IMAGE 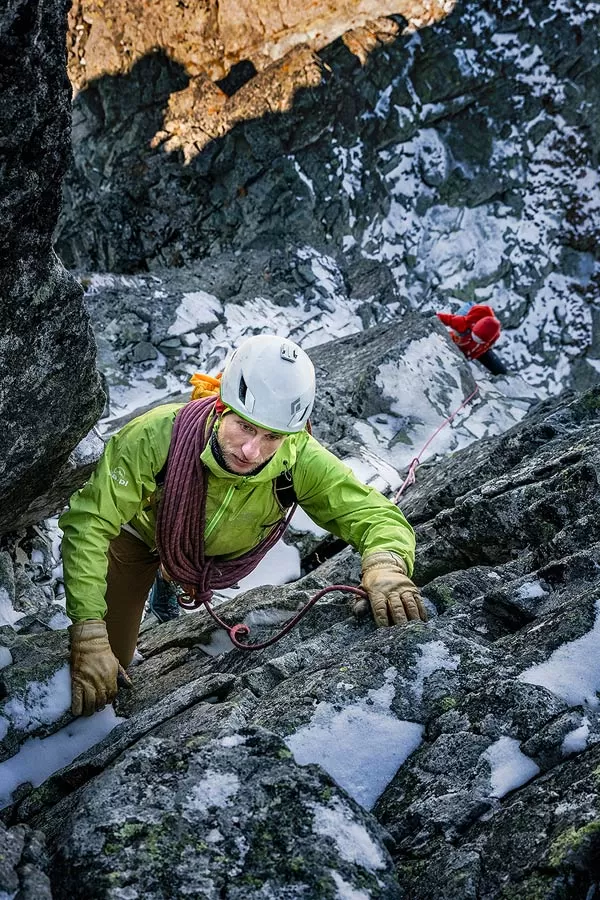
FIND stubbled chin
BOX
[223,453,260,474]
[232,461,253,473]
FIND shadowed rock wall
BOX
[0,0,105,534]
[56,0,600,396]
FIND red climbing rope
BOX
[195,584,368,651]
[394,385,480,502]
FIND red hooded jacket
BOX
[436,305,501,360]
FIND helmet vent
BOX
[239,376,248,406]
[220,334,314,431]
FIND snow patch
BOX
[518,599,600,707]
[310,798,386,870]
[0,705,124,809]
[285,668,423,809]
[220,734,247,748]
[2,666,72,732]
[0,587,25,628]
[330,870,372,900]
[483,736,540,798]
[516,581,547,600]
[167,291,222,337]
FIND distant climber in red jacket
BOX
[437,304,502,361]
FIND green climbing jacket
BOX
[59,403,416,621]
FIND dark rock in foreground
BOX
[51,727,401,900]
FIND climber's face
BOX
[216,414,285,474]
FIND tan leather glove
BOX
[69,619,120,717]
[360,551,427,627]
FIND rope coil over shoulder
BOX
[155,396,295,606]
[154,396,366,649]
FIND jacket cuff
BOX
[361,551,407,575]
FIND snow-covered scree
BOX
[0,517,67,630]
[86,261,539,478]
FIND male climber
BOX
[60,334,425,716]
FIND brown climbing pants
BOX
[104,529,160,668]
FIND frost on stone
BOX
[181,770,240,818]
[309,797,386,870]
[412,640,460,702]
[2,666,71,732]
[69,428,105,468]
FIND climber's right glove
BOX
[360,551,427,627]
[69,619,120,717]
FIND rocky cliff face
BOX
[0,0,105,535]
[67,0,454,90]
[2,371,600,899]
[56,0,600,397]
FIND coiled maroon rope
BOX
[155,398,367,651]
[155,397,296,606]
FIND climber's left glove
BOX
[360,551,427,627]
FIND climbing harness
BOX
[394,385,480,502]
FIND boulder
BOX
[0,0,105,535]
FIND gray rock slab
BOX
[50,727,403,900]
[2,386,600,897]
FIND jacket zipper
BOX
[204,483,238,540]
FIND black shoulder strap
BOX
[275,470,297,509]
[155,462,167,487]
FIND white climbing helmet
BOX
[220,334,315,433]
